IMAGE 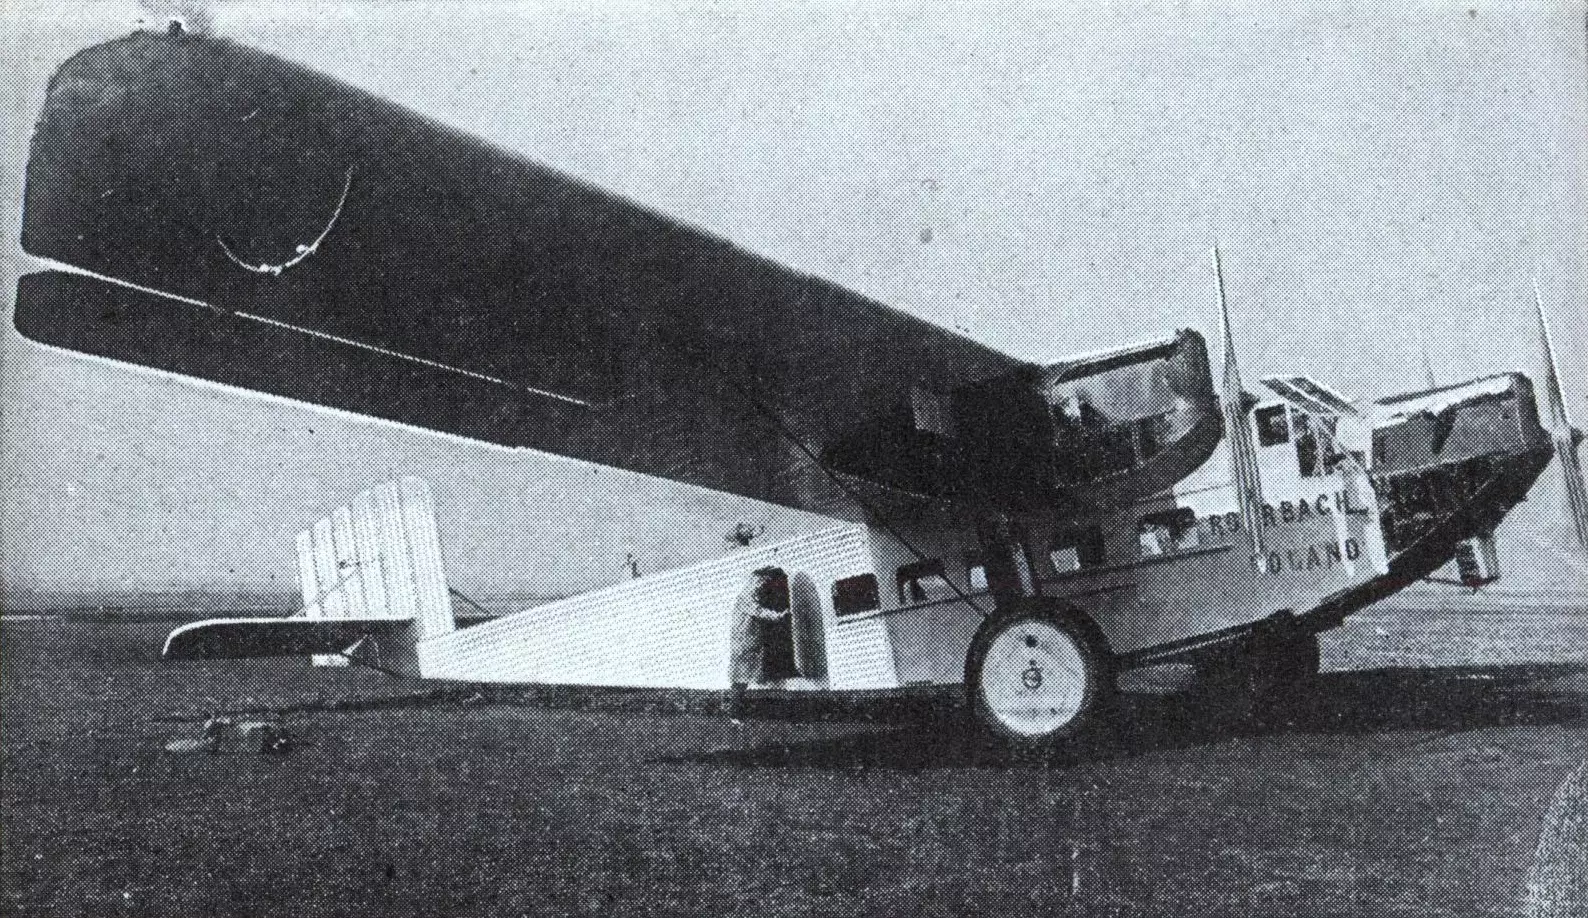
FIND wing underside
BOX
[18,33,1223,518]
[17,33,1025,518]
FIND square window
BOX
[963,550,989,591]
[1052,524,1106,569]
[1255,405,1290,446]
[896,559,952,605]
[832,574,880,617]
[1138,508,1197,557]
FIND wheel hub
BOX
[979,621,1089,737]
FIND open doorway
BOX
[754,568,798,680]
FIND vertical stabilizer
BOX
[298,477,456,670]
[1534,282,1588,553]
[397,477,455,641]
[164,479,454,668]
[1214,247,1265,554]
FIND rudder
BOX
[299,477,455,672]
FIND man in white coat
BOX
[726,567,790,723]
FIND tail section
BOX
[164,477,453,672]
[298,477,454,666]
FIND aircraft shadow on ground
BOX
[674,663,1588,771]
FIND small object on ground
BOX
[162,737,215,756]
[203,715,236,753]
[164,715,292,756]
[236,720,293,755]
[460,692,487,707]
[161,716,234,755]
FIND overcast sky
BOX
[2,0,1586,600]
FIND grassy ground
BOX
[2,610,1586,917]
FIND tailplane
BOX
[163,477,454,675]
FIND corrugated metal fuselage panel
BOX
[416,527,899,690]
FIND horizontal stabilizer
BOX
[163,617,412,660]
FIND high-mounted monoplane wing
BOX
[17,33,1218,519]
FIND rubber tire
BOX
[963,604,1114,753]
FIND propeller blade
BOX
[1214,247,1265,554]
[1533,281,1588,553]
[1556,434,1588,553]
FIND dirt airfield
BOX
[3,607,1585,918]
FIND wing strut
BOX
[1214,247,1266,555]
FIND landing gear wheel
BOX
[964,606,1112,752]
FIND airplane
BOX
[13,31,1588,751]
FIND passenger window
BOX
[1295,431,1318,477]
[832,574,881,617]
[1255,405,1290,446]
[1138,508,1199,557]
[963,551,989,591]
[895,559,952,605]
[1294,412,1338,477]
[1051,525,1106,572]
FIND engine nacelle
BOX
[821,329,1222,514]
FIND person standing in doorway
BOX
[726,567,790,724]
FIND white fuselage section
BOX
[406,394,1392,690]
